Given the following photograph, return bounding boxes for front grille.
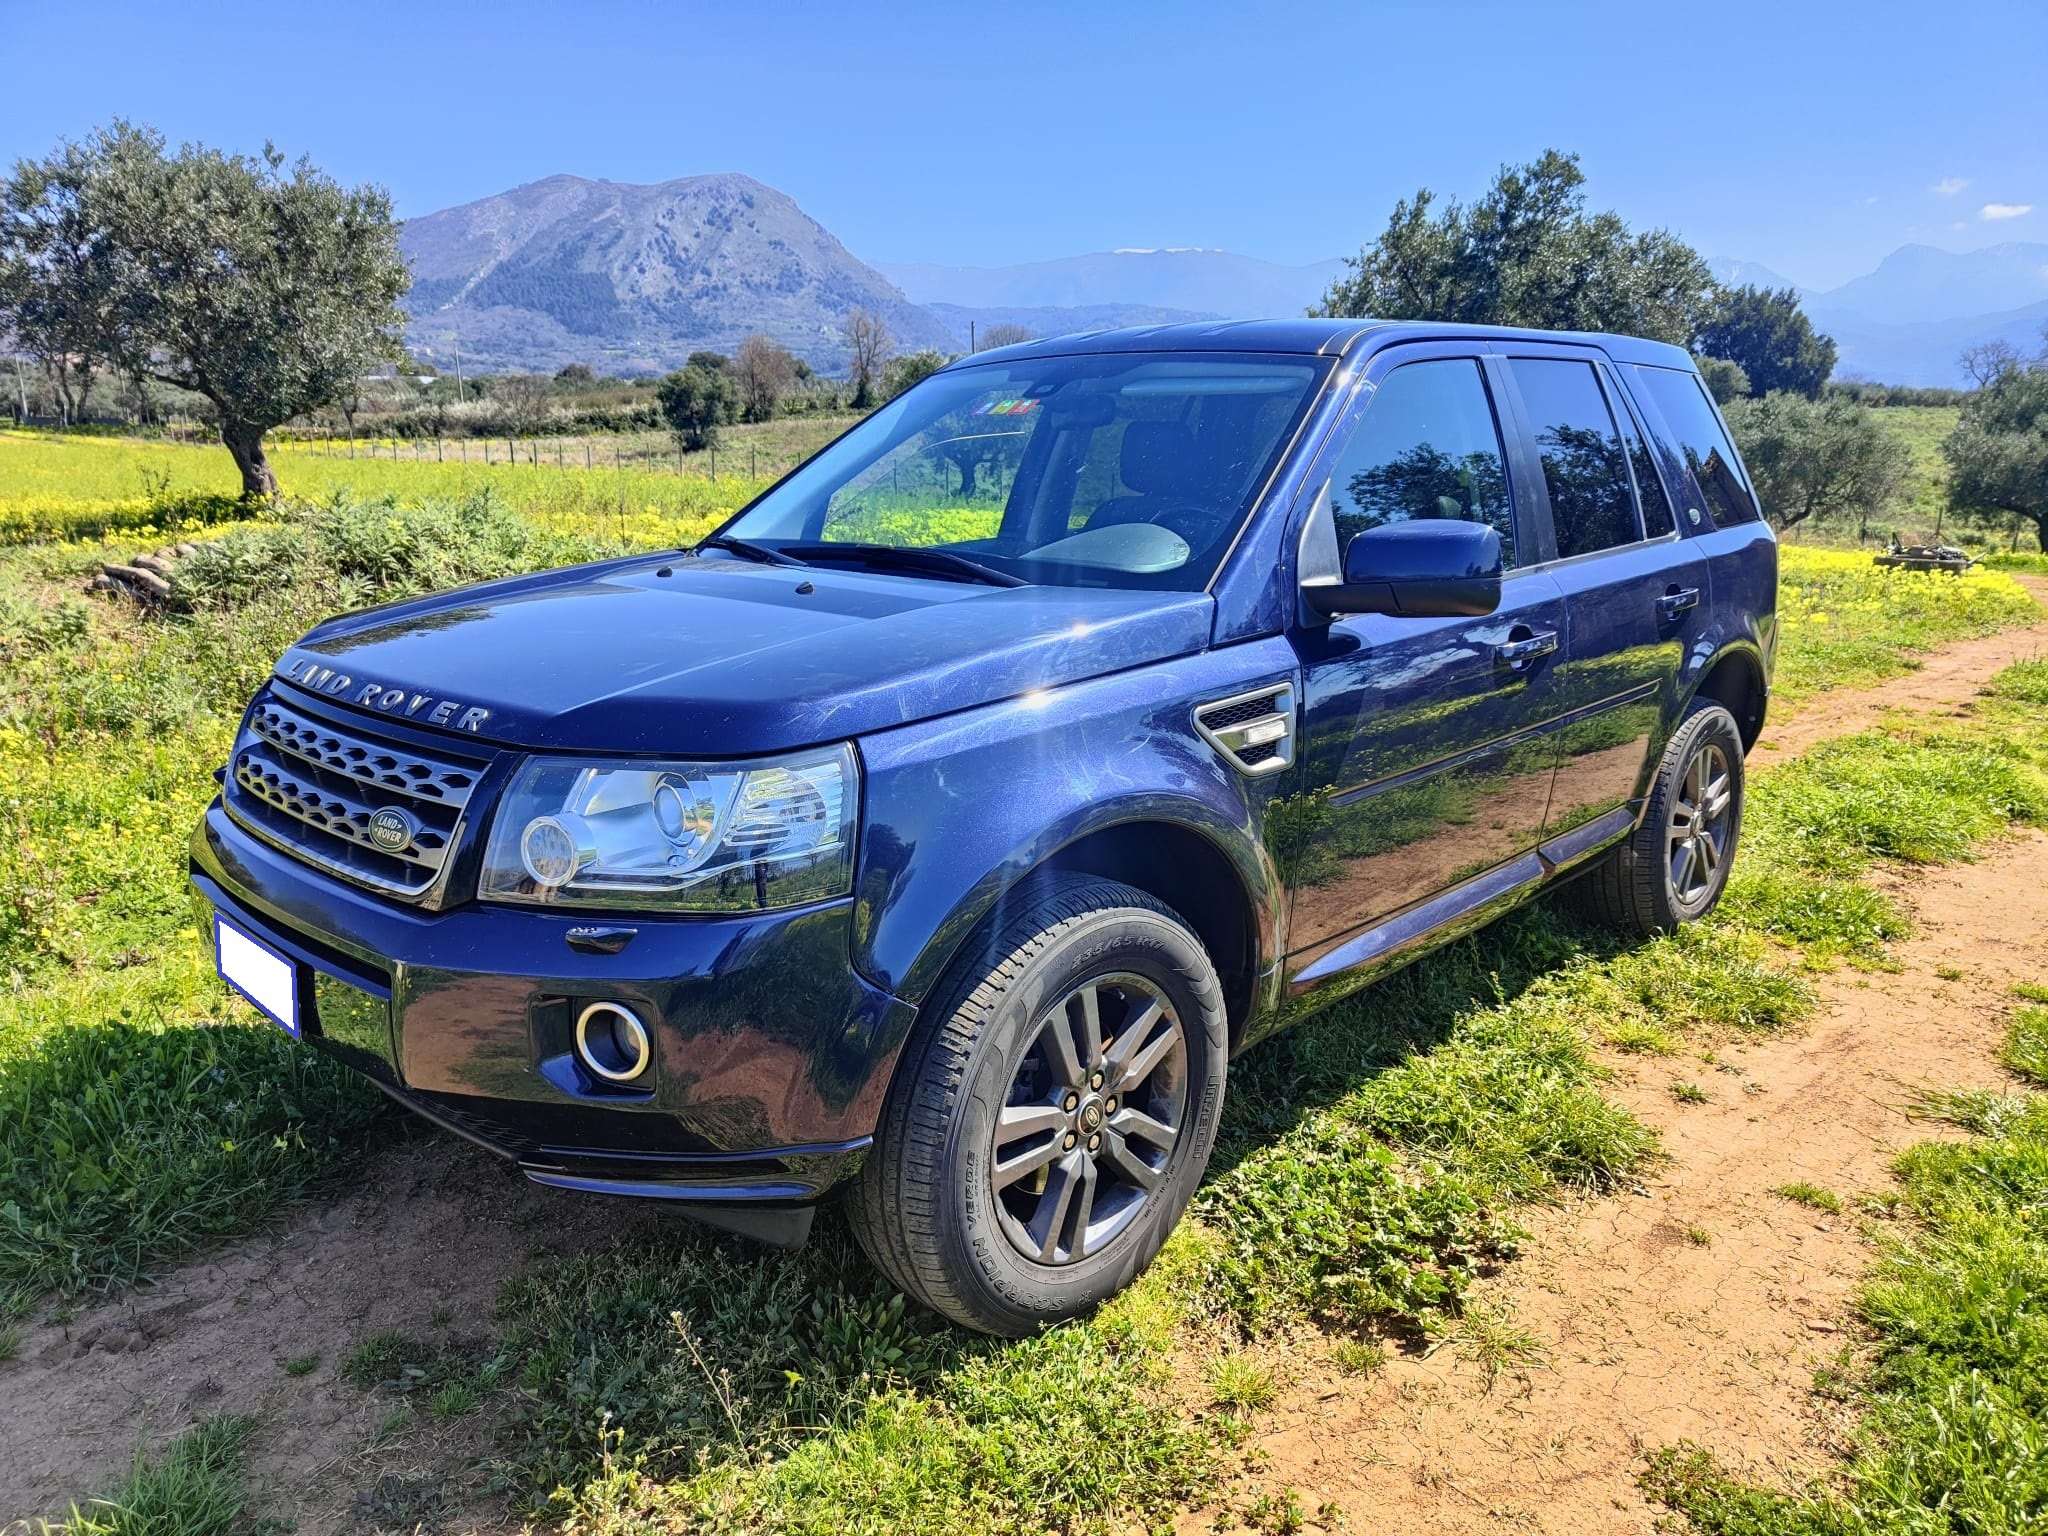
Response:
[224,691,487,900]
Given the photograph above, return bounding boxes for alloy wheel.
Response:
[988,973,1187,1265]
[1667,741,1734,908]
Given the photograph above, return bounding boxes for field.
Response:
[2,431,2047,1535]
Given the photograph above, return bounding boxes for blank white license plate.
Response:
[216,915,300,1038]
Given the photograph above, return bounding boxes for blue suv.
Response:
[192,320,1776,1335]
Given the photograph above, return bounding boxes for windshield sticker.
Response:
[972,396,1040,418]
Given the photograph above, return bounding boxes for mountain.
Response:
[1810,242,2048,327]
[1708,258,1807,297]
[1709,242,2048,385]
[925,301,1221,348]
[398,173,953,375]
[880,249,1346,320]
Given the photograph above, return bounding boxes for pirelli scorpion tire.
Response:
[1575,699,1745,938]
[848,874,1228,1337]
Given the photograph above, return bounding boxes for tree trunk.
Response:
[223,421,279,499]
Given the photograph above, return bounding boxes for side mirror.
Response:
[1303,520,1503,619]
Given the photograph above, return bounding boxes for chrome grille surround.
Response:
[224,691,486,900]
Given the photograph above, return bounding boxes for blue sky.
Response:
[2,0,2041,290]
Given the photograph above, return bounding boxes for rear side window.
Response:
[1506,358,1641,559]
[1628,365,1759,526]
[1607,375,1676,537]
[1324,358,1516,567]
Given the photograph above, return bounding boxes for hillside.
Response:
[398,173,953,376]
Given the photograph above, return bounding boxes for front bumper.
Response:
[193,801,914,1240]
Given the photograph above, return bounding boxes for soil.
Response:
[5,581,2045,1535]
[0,1138,662,1534]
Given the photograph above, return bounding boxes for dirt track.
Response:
[6,582,2047,1533]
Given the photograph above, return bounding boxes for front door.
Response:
[1494,352,1711,836]
[1283,350,1567,974]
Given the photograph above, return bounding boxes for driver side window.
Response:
[1325,359,1516,568]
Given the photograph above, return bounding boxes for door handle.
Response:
[1657,587,1701,620]
[1495,628,1559,670]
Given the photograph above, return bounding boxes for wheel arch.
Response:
[1686,640,1768,751]
[889,807,1273,1059]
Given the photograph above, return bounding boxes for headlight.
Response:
[479,744,858,912]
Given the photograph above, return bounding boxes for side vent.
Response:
[1194,684,1296,776]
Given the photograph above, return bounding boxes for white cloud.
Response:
[1931,176,1969,197]
[1981,202,2034,221]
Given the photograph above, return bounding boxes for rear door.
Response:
[1284,346,1566,973]
[1495,348,1710,839]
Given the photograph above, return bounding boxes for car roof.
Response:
[955,317,1696,371]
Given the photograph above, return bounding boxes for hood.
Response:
[273,554,1215,754]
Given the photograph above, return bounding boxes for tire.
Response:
[848,873,1228,1337]
[1573,700,1745,938]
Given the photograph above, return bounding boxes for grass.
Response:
[39,1416,253,1536]
[0,431,2043,1529]
[1771,545,2039,709]
[1773,1182,1845,1215]
[1645,1089,2048,1534]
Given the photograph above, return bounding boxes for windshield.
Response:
[716,353,1327,590]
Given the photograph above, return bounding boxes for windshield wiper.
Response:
[778,542,1027,589]
[694,534,809,569]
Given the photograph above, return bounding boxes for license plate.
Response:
[216,914,301,1038]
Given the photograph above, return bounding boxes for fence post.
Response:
[711,447,717,481]
[585,442,592,470]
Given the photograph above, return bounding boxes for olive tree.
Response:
[1945,339,2048,553]
[1692,285,1835,398]
[73,122,408,498]
[656,361,738,450]
[1316,150,1715,345]
[1723,391,1909,536]
[0,137,119,425]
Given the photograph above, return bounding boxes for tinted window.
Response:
[1324,359,1515,567]
[1608,376,1676,536]
[1629,365,1759,526]
[1507,358,1641,558]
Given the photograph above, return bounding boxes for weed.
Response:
[2002,1005,2048,1086]
[280,1353,319,1377]
[1327,1339,1384,1376]
[1439,1296,1545,1385]
[1684,1225,1713,1247]
[2011,981,2048,1004]
[42,1415,252,1536]
[1208,1352,1278,1413]
[1671,1081,1710,1105]
[1773,1182,1845,1215]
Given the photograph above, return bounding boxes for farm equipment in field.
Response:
[1875,533,1976,575]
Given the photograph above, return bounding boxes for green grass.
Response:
[39,1416,254,1536]
[2003,1006,2048,1086]
[1773,1182,1845,1215]
[1646,1092,2048,1534]
[1771,546,2041,709]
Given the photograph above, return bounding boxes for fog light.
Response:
[574,1001,651,1083]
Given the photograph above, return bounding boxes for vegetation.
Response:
[1725,391,1910,534]
[1693,286,1836,399]
[41,1416,254,1536]
[1647,1092,2048,1534]
[0,122,407,497]
[1316,150,1717,345]
[656,359,740,451]
[1945,332,2048,555]
[842,307,892,408]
